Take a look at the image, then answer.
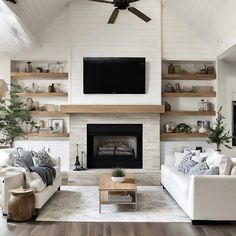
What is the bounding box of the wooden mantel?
[60,105,165,114]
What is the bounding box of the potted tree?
[112,168,126,183]
[207,106,232,152]
[0,92,35,148]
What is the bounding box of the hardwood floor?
[2,182,236,236]
[1,217,236,236]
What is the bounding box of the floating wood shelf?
[162,73,216,80]
[16,92,68,97]
[162,92,216,97]
[30,111,68,117]
[162,111,216,116]
[11,72,68,79]
[60,105,165,114]
[161,132,209,140]
[27,132,69,137]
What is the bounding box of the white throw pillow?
[174,152,186,167]
[206,151,232,175]
[25,172,46,192]
[0,149,17,166]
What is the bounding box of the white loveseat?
[0,148,61,215]
[161,152,236,223]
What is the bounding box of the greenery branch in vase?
[112,168,126,183]
[207,106,232,152]
[0,91,36,148]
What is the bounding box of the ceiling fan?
[89,0,151,24]
[6,0,16,4]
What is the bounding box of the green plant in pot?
[112,167,126,183]
[207,106,232,152]
[0,92,35,148]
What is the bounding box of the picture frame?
[49,119,64,133]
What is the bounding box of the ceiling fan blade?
[128,0,140,3]
[89,0,113,4]
[108,8,119,24]
[128,7,151,22]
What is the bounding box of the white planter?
[111,176,125,183]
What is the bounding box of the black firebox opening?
[87,124,143,169]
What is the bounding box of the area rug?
[36,186,190,222]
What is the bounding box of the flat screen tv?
[83,57,145,94]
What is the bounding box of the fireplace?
[87,124,143,169]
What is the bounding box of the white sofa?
[0,148,61,215]
[161,154,236,223]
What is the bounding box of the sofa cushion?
[206,151,232,175]
[188,162,209,175]
[15,148,34,170]
[0,148,17,166]
[31,149,54,167]
[25,172,46,192]
[178,153,197,174]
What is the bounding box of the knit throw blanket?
[29,165,56,186]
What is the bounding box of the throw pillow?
[177,153,197,174]
[174,152,186,167]
[25,172,46,192]
[206,151,232,175]
[188,162,209,175]
[0,149,18,166]
[31,149,54,167]
[15,148,34,170]
[204,166,219,175]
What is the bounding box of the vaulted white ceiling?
[0,0,73,56]
[1,0,236,58]
[163,0,236,55]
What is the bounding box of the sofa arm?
[189,175,236,220]
[2,172,25,215]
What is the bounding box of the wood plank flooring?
[1,219,236,236]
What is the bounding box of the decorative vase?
[111,176,125,183]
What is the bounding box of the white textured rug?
[36,186,190,222]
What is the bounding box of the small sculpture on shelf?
[164,101,171,111]
[168,64,175,74]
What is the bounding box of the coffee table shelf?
[99,173,137,213]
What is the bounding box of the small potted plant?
[111,168,126,183]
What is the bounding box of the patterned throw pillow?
[188,162,209,175]
[204,166,219,175]
[177,153,197,174]
[15,148,34,170]
[31,149,54,167]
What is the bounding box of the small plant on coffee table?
[112,168,125,177]
[112,168,126,183]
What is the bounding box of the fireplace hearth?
[87,124,143,169]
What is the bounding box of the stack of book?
[108,193,132,202]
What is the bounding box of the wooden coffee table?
[98,173,137,213]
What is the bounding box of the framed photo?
[49,119,64,133]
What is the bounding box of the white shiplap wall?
[69,0,161,105]
[162,7,215,60]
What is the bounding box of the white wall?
[69,0,161,105]
[162,7,215,60]
[0,57,11,84]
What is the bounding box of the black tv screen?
[83,57,145,94]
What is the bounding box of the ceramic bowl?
[111,176,126,183]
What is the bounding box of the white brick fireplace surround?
[68,113,161,185]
